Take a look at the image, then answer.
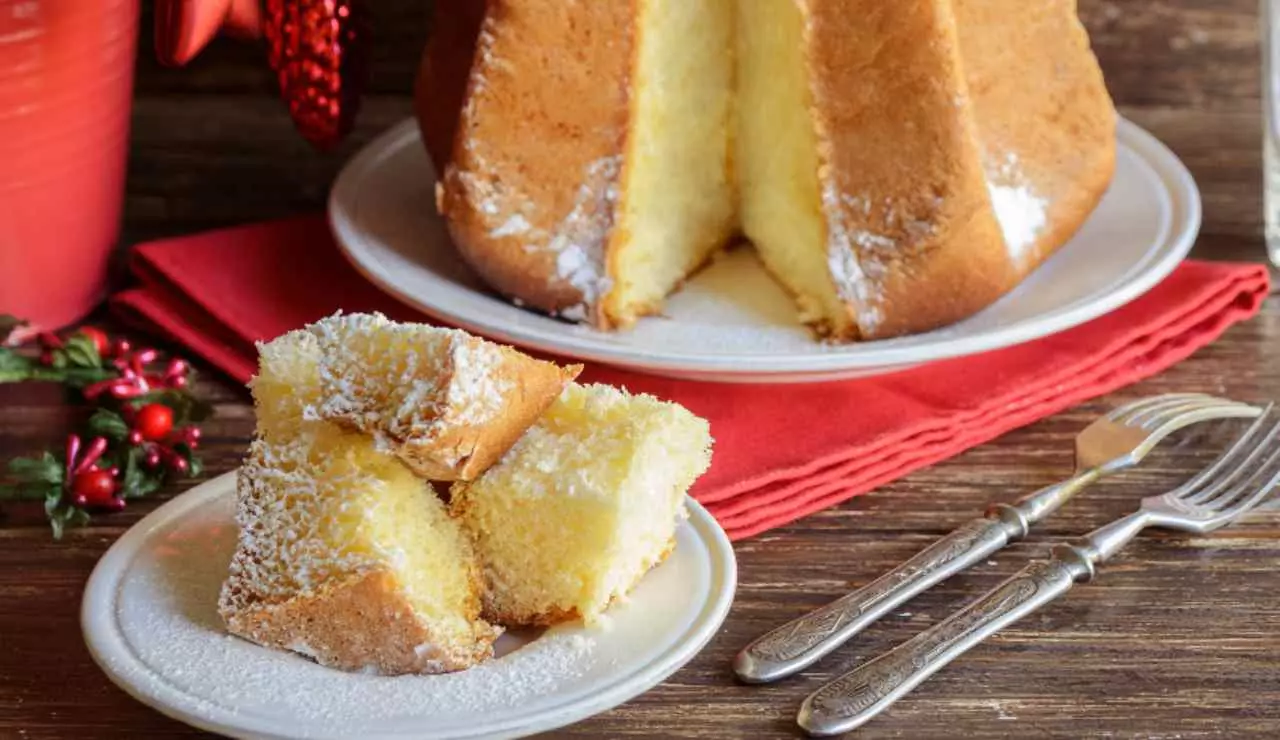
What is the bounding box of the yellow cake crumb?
[218,425,500,675]
[450,383,714,626]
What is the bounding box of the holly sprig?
[0,316,211,538]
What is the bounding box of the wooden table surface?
[4,1,1280,738]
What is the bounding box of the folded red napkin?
[110,216,1272,541]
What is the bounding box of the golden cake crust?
[417,0,1116,342]
[954,0,1117,272]
[797,0,1015,340]
[346,341,582,482]
[221,568,499,675]
[425,0,636,324]
[306,312,583,482]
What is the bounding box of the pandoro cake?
[451,383,714,626]
[222,314,714,675]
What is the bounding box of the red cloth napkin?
[110,215,1272,541]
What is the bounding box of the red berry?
[38,350,54,366]
[78,327,110,356]
[72,469,117,508]
[127,430,144,446]
[169,375,189,389]
[113,339,132,356]
[143,449,162,468]
[134,404,175,442]
[168,456,190,475]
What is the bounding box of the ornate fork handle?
[798,547,1095,737]
[734,471,1101,684]
[735,516,1017,683]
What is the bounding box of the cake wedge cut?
[218,425,500,675]
[300,311,581,481]
[450,383,713,626]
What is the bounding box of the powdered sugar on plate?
[111,498,595,728]
[84,473,735,740]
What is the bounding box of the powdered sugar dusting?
[822,183,887,333]
[449,16,618,324]
[113,501,600,731]
[305,312,514,451]
[986,152,1049,265]
[445,338,515,427]
[490,213,531,238]
[542,155,621,320]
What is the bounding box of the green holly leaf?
[87,409,130,442]
[48,504,91,540]
[54,366,117,389]
[119,447,163,499]
[0,480,53,502]
[62,334,102,369]
[0,315,27,344]
[49,350,67,369]
[8,452,63,486]
[0,348,35,382]
[135,388,214,425]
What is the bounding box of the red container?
[0,0,139,332]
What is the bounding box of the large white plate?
[82,473,737,740]
[330,118,1200,384]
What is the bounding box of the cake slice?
[450,383,713,626]
[427,0,737,328]
[298,311,580,481]
[218,426,500,675]
[247,327,324,441]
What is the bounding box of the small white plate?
[82,473,737,740]
[330,117,1200,384]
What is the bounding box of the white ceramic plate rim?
[329,116,1200,378]
[81,472,738,740]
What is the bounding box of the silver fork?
[798,404,1280,737]
[734,394,1260,684]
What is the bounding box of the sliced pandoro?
[303,311,581,481]
[218,425,500,675]
[450,383,713,627]
[248,326,325,441]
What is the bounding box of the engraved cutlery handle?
[797,548,1094,737]
[734,515,1019,684]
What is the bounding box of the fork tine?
[1122,395,1244,429]
[1165,405,1278,503]
[1183,410,1280,506]
[1142,402,1261,442]
[1212,461,1280,520]
[1193,419,1280,513]
[1105,394,1215,423]
[1104,394,1198,422]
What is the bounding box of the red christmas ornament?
[134,404,176,442]
[71,469,119,510]
[154,0,369,151]
[262,0,370,150]
[78,327,110,356]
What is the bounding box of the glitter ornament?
[154,0,370,151]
